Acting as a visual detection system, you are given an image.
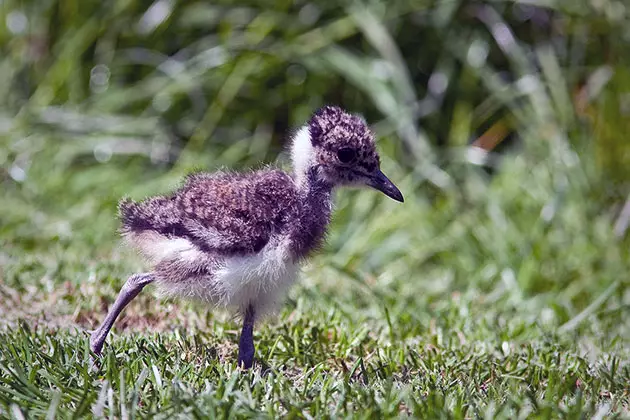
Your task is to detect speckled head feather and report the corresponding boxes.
[307,106,380,186]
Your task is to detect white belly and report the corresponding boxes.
[126,231,299,316]
[211,237,299,315]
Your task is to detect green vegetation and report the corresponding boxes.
[1,0,629,417]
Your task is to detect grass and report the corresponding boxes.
[2,0,630,418]
[1,137,629,417]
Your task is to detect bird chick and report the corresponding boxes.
[90,105,403,369]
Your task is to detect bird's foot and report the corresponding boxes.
[237,351,254,369]
[87,329,104,373]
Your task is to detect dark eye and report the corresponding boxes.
[337,147,356,163]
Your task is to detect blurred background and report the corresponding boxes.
[1,0,630,352]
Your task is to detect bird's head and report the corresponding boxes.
[291,105,404,202]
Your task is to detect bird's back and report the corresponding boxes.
[120,168,300,258]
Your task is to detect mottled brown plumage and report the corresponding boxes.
[119,170,302,257]
[90,105,403,369]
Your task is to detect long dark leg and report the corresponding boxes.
[237,304,256,369]
[90,272,154,355]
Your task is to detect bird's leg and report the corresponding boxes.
[90,272,155,355]
[237,304,256,369]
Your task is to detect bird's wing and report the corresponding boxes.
[119,169,299,256]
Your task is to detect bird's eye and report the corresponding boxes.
[337,147,356,163]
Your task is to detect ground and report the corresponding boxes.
[1,135,629,418]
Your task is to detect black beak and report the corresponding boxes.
[368,170,404,202]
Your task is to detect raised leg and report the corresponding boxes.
[237,304,256,369]
[90,272,154,355]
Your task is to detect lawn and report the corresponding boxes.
[2,131,629,418]
[1,0,630,418]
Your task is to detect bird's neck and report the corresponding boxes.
[287,124,335,259]
[289,166,334,260]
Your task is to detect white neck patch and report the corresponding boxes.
[290,125,315,187]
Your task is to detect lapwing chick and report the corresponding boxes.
[90,105,404,369]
